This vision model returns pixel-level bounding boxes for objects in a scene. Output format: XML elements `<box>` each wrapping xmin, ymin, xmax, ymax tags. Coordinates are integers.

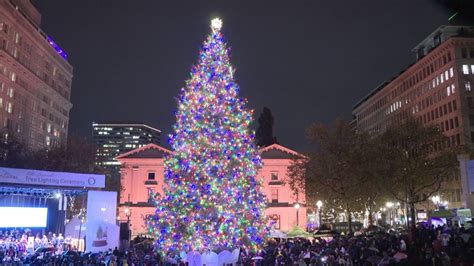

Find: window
<box><xmin>14</xmin><ymin>32</ymin><xmax>19</xmax><ymax>44</ymax></box>
<box><xmin>467</xmin><ymin>81</ymin><xmax>472</xmax><ymax>92</ymax></box>
<box><xmin>6</xmin><ymin>102</ymin><xmax>12</xmax><ymax>113</ymax></box>
<box><xmin>7</xmin><ymin>87</ymin><xmax>13</xmax><ymax>98</ymax></box>
<box><xmin>463</xmin><ymin>65</ymin><xmax>470</xmax><ymax>74</ymax></box>
<box><xmin>271</xmin><ymin>189</ymin><xmax>278</xmax><ymax>203</ymax></box>
<box><xmin>453</xmin><ymin>100</ymin><xmax>457</xmax><ymax>110</ymax></box>
<box><xmin>271</xmin><ymin>172</ymin><xmax>278</xmax><ymax>181</ymax></box>
<box><xmin>455</xmin><ymin>117</ymin><xmax>459</xmax><ymax>128</ymax></box>
<box><xmin>148</xmin><ymin>172</ymin><xmax>155</xmax><ymax>180</ymax></box>
<box><xmin>9</xmin><ymin>72</ymin><xmax>16</xmax><ymax>82</ymax></box>
<box><xmin>269</xmin><ymin>214</ymin><xmax>280</xmax><ymax>229</ymax></box>
<box><xmin>45</xmin><ymin>136</ymin><xmax>51</xmax><ymax>146</ymax></box>
<box><xmin>449</xmin><ymin>67</ymin><xmax>454</xmax><ymax>77</ymax></box>
<box><xmin>471</xmin><ymin>65</ymin><xmax>474</xmax><ymax>74</ymax></box>
<box><xmin>462</xmin><ymin>48</ymin><xmax>468</xmax><ymax>58</ymax></box>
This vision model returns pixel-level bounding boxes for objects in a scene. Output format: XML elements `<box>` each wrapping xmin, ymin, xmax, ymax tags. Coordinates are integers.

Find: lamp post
<box><xmin>124</xmin><ymin>207</ymin><xmax>131</xmax><ymax>241</ymax></box>
<box><xmin>386</xmin><ymin>202</ymin><xmax>394</xmax><ymax>226</ymax></box>
<box><xmin>316</xmin><ymin>200</ymin><xmax>323</xmax><ymax>228</ymax></box>
<box><xmin>294</xmin><ymin>203</ymin><xmax>300</xmax><ymax>227</ymax></box>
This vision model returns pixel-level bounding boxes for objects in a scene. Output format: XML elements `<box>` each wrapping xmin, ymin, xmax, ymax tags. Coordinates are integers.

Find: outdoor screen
<box><xmin>0</xmin><ymin>207</ymin><xmax>48</xmax><ymax>228</ymax></box>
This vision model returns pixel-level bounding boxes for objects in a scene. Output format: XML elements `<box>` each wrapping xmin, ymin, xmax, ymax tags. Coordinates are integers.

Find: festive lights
<box><xmin>147</xmin><ymin>19</ymin><xmax>269</xmax><ymax>254</ymax></box>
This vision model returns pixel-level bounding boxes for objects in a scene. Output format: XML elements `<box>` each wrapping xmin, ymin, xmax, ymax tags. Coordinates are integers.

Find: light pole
<box><xmin>386</xmin><ymin>202</ymin><xmax>394</xmax><ymax>226</ymax></box>
<box><xmin>124</xmin><ymin>207</ymin><xmax>131</xmax><ymax>241</ymax></box>
<box><xmin>316</xmin><ymin>200</ymin><xmax>323</xmax><ymax>228</ymax></box>
<box><xmin>294</xmin><ymin>203</ymin><xmax>300</xmax><ymax>227</ymax></box>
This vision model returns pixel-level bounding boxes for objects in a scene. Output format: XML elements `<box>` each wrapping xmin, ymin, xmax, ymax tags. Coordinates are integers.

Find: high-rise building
<box><xmin>92</xmin><ymin>122</ymin><xmax>161</xmax><ymax>177</ymax></box>
<box><xmin>353</xmin><ymin>25</ymin><xmax>474</xmax><ymax>209</ymax></box>
<box><xmin>0</xmin><ymin>0</ymin><xmax>73</xmax><ymax>149</ymax></box>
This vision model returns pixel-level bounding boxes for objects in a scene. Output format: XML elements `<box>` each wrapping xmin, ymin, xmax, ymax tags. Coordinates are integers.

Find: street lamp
<box><xmin>294</xmin><ymin>203</ymin><xmax>300</xmax><ymax>227</ymax></box>
<box><xmin>316</xmin><ymin>200</ymin><xmax>323</xmax><ymax>227</ymax></box>
<box><xmin>124</xmin><ymin>208</ymin><xmax>131</xmax><ymax>240</ymax></box>
<box><xmin>386</xmin><ymin>202</ymin><xmax>394</xmax><ymax>226</ymax></box>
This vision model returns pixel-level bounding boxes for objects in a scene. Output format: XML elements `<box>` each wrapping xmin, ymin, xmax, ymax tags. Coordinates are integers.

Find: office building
<box><xmin>0</xmin><ymin>0</ymin><xmax>73</xmax><ymax>149</ymax></box>
<box><xmin>92</xmin><ymin>122</ymin><xmax>161</xmax><ymax>177</ymax></box>
<box><xmin>353</xmin><ymin>25</ymin><xmax>474</xmax><ymax>209</ymax></box>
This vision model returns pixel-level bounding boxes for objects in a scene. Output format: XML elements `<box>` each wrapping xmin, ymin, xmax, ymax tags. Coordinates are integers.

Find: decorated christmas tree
<box><xmin>147</xmin><ymin>18</ymin><xmax>268</xmax><ymax>254</ymax></box>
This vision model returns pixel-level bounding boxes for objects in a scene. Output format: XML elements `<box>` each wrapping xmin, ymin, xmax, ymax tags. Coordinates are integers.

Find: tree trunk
<box><xmin>347</xmin><ymin>211</ymin><xmax>353</xmax><ymax>233</ymax></box>
<box><xmin>368</xmin><ymin>205</ymin><xmax>374</xmax><ymax>226</ymax></box>
<box><xmin>409</xmin><ymin>201</ymin><xmax>416</xmax><ymax>230</ymax></box>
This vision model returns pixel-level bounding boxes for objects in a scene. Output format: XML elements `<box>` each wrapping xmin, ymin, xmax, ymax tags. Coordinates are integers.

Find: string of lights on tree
<box><xmin>147</xmin><ymin>18</ymin><xmax>269</xmax><ymax>254</ymax></box>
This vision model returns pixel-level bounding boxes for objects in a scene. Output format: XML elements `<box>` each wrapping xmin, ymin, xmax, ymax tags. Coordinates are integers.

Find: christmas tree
<box><xmin>147</xmin><ymin>18</ymin><xmax>268</xmax><ymax>254</ymax></box>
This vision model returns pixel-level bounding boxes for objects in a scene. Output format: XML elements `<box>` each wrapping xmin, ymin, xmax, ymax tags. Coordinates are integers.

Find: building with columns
<box><xmin>0</xmin><ymin>0</ymin><xmax>73</xmax><ymax>149</ymax></box>
<box><xmin>353</xmin><ymin>25</ymin><xmax>474</xmax><ymax>210</ymax></box>
<box><xmin>117</xmin><ymin>143</ymin><xmax>306</xmax><ymax>237</ymax></box>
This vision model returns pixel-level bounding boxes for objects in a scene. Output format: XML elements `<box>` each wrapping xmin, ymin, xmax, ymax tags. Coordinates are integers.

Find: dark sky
<box><xmin>34</xmin><ymin>0</ymin><xmax>459</xmax><ymax>151</ymax></box>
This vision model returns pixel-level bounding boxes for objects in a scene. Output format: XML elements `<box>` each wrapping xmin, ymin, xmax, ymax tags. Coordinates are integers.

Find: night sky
<box><xmin>34</xmin><ymin>1</ymin><xmax>462</xmax><ymax>151</ymax></box>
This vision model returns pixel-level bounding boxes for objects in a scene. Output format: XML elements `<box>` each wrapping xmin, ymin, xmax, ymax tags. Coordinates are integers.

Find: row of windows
<box><xmin>360</xmin><ymin>66</ymin><xmax>455</xmax><ymax>125</ymax></box>
<box><xmin>429</xmin><ymin>133</ymin><xmax>461</xmax><ymax>152</ymax></box>
<box><xmin>462</xmin><ymin>65</ymin><xmax>474</xmax><ymax>75</ymax></box>
<box><xmin>438</xmin><ymin>117</ymin><xmax>459</xmax><ymax>132</ymax></box>
<box><xmin>421</xmin><ymin>100</ymin><xmax>457</xmax><ymax>125</ymax></box>
<box><xmin>0</xmin><ymin>19</ymin><xmax>72</xmax><ymax>100</ymax></box>
<box><xmin>461</xmin><ymin>48</ymin><xmax>474</xmax><ymax>59</ymax></box>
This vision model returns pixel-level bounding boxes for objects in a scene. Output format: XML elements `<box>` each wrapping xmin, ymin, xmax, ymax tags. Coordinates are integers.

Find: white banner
<box><xmin>0</xmin><ymin>167</ymin><xmax>105</xmax><ymax>188</ymax></box>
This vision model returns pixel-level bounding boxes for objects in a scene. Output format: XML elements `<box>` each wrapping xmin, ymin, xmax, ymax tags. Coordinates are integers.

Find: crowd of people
<box><xmin>1</xmin><ymin>223</ymin><xmax>474</xmax><ymax>265</ymax></box>
<box><xmin>0</xmin><ymin>229</ymin><xmax>76</xmax><ymax>263</ymax></box>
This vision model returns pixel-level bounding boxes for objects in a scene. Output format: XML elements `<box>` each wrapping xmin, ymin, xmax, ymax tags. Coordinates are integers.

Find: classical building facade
<box><xmin>0</xmin><ymin>0</ymin><xmax>73</xmax><ymax>149</ymax></box>
<box><xmin>117</xmin><ymin>143</ymin><xmax>306</xmax><ymax>236</ymax></box>
<box><xmin>353</xmin><ymin>25</ymin><xmax>474</xmax><ymax>210</ymax></box>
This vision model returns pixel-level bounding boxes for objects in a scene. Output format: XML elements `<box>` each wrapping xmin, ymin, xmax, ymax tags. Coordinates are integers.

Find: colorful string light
<box><xmin>147</xmin><ymin>18</ymin><xmax>269</xmax><ymax>254</ymax></box>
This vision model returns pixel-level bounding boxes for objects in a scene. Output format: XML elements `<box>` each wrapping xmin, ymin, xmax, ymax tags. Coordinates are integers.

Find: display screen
<box><xmin>0</xmin><ymin>207</ymin><xmax>48</xmax><ymax>228</ymax></box>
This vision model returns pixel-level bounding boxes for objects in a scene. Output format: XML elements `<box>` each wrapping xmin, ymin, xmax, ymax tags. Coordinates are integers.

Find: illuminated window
<box><xmin>445</xmin><ymin>70</ymin><xmax>449</xmax><ymax>80</ymax></box>
<box><xmin>463</xmin><ymin>65</ymin><xmax>469</xmax><ymax>75</ymax></box>
<box><xmin>271</xmin><ymin>172</ymin><xmax>278</xmax><ymax>181</ymax></box>
<box><xmin>466</xmin><ymin>81</ymin><xmax>472</xmax><ymax>92</ymax></box>
<box><xmin>271</xmin><ymin>189</ymin><xmax>278</xmax><ymax>203</ymax></box>
<box><xmin>6</xmin><ymin>102</ymin><xmax>12</xmax><ymax>113</ymax></box>
<box><xmin>14</xmin><ymin>32</ymin><xmax>19</xmax><ymax>44</ymax></box>
<box><xmin>450</xmin><ymin>67</ymin><xmax>453</xmax><ymax>77</ymax></box>
<box><xmin>45</xmin><ymin>136</ymin><xmax>51</xmax><ymax>146</ymax></box>
<box><xmin>7</xmin><ymin>87</ymin><xmax>13</xmax><ymax>98</ymax></box>
<box><xmin>9</xmin><ymin>72</ymin><xmax>16</xmax><ymax>82</ymax></box>
<box><xmin>471</xmin><ymin>65</ymin><xmax>474</xmax><ymax>74</ymax></box>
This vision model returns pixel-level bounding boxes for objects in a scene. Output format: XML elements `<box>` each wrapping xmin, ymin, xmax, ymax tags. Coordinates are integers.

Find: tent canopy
<box><xmin>287</xmin><ymin>226</ymin><xmax>312</xmax><ymax>238</ymax></box>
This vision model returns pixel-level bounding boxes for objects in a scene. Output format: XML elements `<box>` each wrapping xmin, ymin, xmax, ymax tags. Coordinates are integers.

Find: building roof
<box><xmin>92</xmin><ymin>121</ymin><xmax>161</xmax><ymax>133</ymax></box>
<box><xmin>116</xmin><ymin>143</ymin><xmax>303</xmax><ymax>160</ymax></box>
<box><xmin>352</xmin><ymin>25</ymin><xmax>474</xmax><ymax>111</ymax></box>
<box><xmin>115</xmin><ymin>144</ymin><xmax>171</xmax><ymax>159</ymax></box>
<box><xmin>260</xmin><ymin>144</ymin><xmax>304</xmax><ymax>160</ymax></box>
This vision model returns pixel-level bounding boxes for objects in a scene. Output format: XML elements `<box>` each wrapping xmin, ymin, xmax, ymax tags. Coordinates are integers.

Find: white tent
<box><xmin>270</xmin><ymin>230</ymin><xmax>287</xmax><ymax>239</ymax></box>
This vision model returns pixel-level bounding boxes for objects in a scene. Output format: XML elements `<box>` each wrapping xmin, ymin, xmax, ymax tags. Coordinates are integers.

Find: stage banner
<box><xmin>86</xmin><ymin>191</ymin><xmax>119</xmax><ymax>252</ymax></box>
<box><xmin>0</xmin><ymin>167</ymin><xmax>105</xmax><ymax>188</ymax></box>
